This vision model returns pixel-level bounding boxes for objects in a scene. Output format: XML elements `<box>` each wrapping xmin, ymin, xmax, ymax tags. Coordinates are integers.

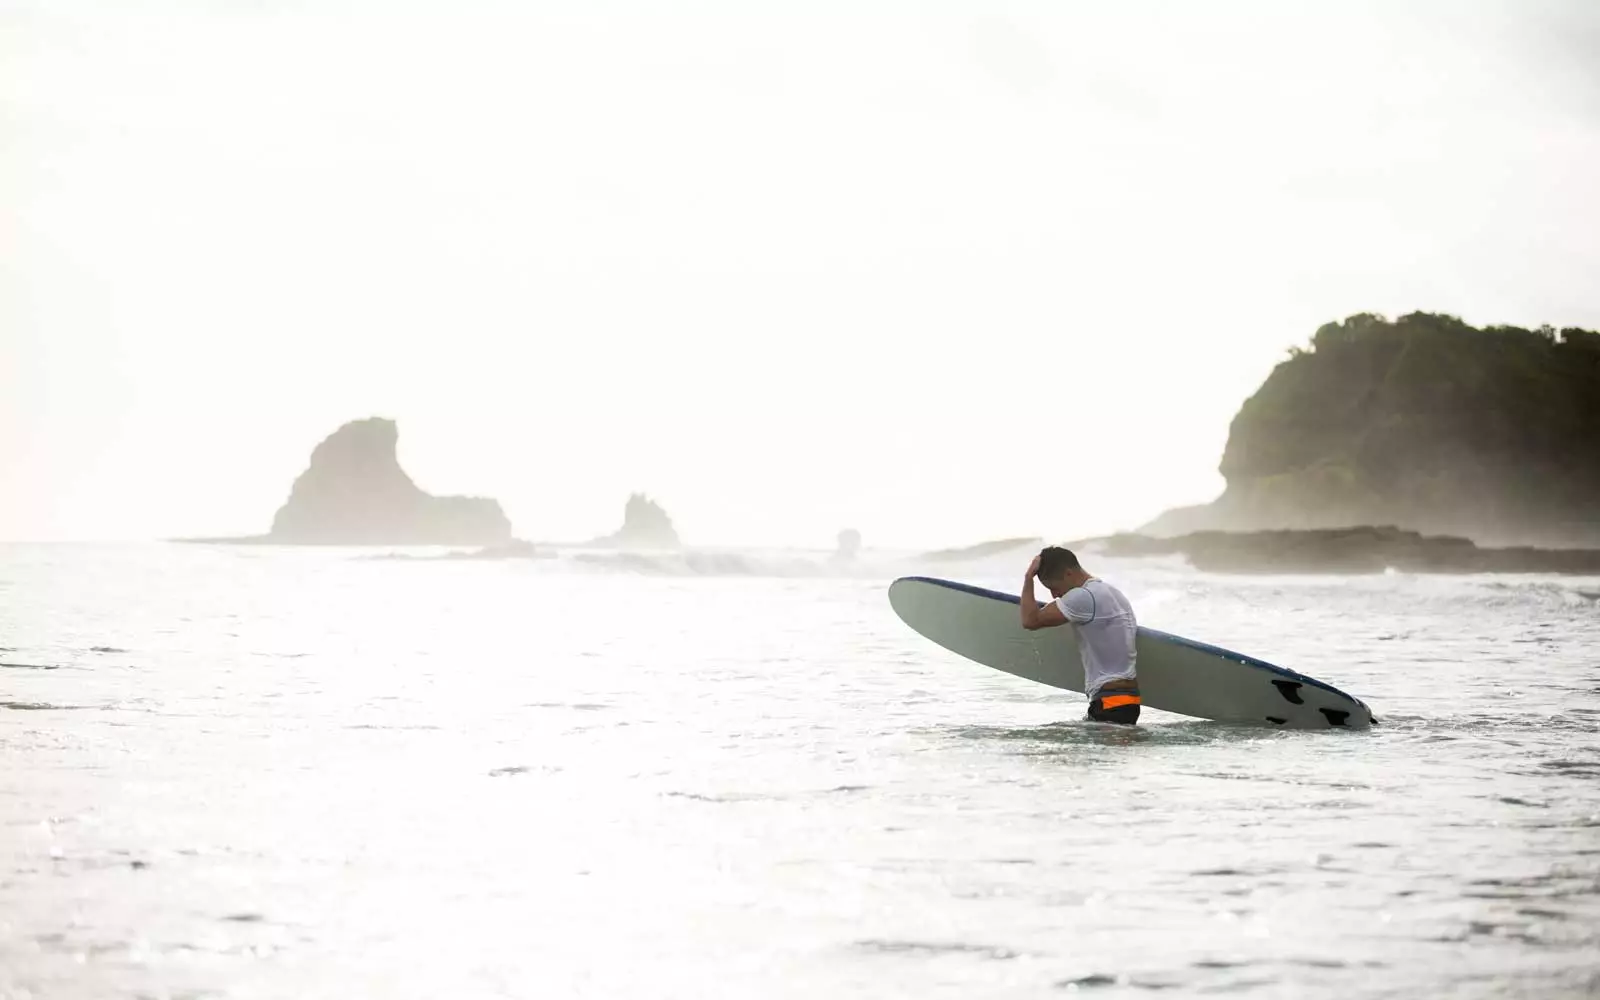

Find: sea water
<box><xmin>1</xmin><ymin>543</ymin><xmax>1597</xmax><ymax>998</ymax></box>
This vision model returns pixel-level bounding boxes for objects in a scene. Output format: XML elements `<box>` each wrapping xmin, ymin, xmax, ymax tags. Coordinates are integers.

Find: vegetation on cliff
<box><xmin>1145</xmin><ymin>312</ymin><xmax>1600</xmax><ymax>546</ymax></box>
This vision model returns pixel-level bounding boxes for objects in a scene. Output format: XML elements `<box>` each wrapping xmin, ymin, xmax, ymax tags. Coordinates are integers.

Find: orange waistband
<box><xmin>1098</xmin><ymin>694</ymin><xmax>1141</xmax><ymax>710</ymax></box>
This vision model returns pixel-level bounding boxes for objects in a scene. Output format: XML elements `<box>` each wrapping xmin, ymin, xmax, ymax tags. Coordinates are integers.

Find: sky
<box><xmin>4</xmin><ymin>0</ymin><xmax>1599</xmax><ymax>548</ymax></box>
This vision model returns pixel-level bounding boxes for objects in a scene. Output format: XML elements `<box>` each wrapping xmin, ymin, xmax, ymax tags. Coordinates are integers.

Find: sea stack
<box><xmin>266</xmin><ymin>418</ymin><xmax>511</xmax><ymax>545</ymax></box>
<box><xmin>832</xmin><ymin>528</ymin><xmax>862</xmax><ymax>564</ymax></box>
<box><xmin>588</xmin><ymin>494</ymin><xmax>680</xmax><ymax>549</ymax></box>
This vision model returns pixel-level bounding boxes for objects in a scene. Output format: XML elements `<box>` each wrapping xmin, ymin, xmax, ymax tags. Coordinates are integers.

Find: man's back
<box><xmin>1022</xmin><ymin>548</ymin><xmax>1143</xmax><ymax>724</ymax></box>
<box><xmin>1055</xmin><ymin>578</ymin><xmax>1138</xmax><ymax>698</ymax></box>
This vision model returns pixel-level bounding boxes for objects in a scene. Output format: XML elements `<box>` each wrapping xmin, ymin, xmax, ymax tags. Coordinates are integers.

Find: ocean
<box><xmin>2</xmin><ymin>543</ymin><xmax>1598</xmax><ymax>998</ymax></box>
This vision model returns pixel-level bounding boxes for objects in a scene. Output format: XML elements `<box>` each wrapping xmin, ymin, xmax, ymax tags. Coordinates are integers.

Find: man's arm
<box><xmin>1019</xmin><ymin>556</ymin><xmax>1068</xmax><ymax>631</ymax></box>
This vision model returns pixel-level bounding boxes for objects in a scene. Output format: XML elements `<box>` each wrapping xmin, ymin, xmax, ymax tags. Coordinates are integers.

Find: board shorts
<box><xmin>1088</xmin><ymin>688</ymin><xmax>1141</xmax><ymax>725</ymax></box>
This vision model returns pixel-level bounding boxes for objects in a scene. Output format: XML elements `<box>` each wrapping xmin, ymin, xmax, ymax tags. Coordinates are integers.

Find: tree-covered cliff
<box><xmin>1144</xmin><ymin>313</ymin><xmax>1600</xmax><ymax>546</ymax></box>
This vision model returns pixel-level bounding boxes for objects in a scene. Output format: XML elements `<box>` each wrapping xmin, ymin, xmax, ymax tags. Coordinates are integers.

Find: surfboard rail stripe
<box><xmin>895</xmin><ymin>575</ymin><xmax>1370</xmax><ymax>710</ymax></box>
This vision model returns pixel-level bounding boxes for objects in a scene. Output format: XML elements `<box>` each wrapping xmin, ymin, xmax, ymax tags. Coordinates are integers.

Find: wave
<box><xmin>539</xmin><ymin>544</ymin><xmax>1233</xmax><ymax>581</ymax></box>
<box><xmin>566</xmin><ymin>549</ymin><xmax>861</xmax><ymax>577</ymax></box>
<box><xmin>360</xmin><ymin>538</ymin><xmax>1600</xmax><ymax>601</ymax></box>
<box><xmin>1473</xmin><ymin>579</ymin><xmax>1600</xmax><ymax>604</ymax></box>
<box><xmin>547</xmin><ymin>546</ymin><xmax>1047</xmax><ymax>579</ymax></box>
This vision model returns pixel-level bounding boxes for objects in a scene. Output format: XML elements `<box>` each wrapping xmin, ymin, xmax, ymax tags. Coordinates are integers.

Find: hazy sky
<box><xmin>5</xmin><ymin>1</ymin><xmax>1599</xmax><ymax>548</ymax></box>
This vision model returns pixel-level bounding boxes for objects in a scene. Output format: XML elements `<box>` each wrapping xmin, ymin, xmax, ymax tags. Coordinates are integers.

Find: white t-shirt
<box><xmin>1054</xmin><ymin>578</ymin><xmax>1138</xmax><ymax>698</ymax></box>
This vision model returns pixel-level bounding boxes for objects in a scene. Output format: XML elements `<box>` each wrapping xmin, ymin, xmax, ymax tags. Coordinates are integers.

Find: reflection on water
<box><xmin>947</xmin><ymin>718</ymin><xmax>1294</xmax><ymax>747</ymax></box>
<box><xmin>0</xmin><ymin>543</ymin><xmax>1597</xmax><ymax>998</ymax></box>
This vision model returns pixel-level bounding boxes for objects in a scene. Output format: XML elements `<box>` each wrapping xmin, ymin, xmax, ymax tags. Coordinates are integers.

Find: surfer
<box><xmin>1019</xmin><ymin>547</ymin><xmax>1141</xmax><ymax>724</ymax></box>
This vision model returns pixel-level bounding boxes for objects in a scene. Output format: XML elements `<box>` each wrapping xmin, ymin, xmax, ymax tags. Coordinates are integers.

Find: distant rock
<box><xmin>1098</xmin><ymin>526</ymin><xmax>1600</xmax><ymax>575</ymax></box>
<box><xmin>920</xmin><ymin>537</ymin><xmax>1042</xmax><ymax>562</ymax></box>
<box><xmin>265</xmin><ymin>419</ymin><xmax>510</xmax><ymax>545</ymax></box>
<box><xmin>832</xmin><ymin>528</ymin><xmax>862</xmax><ymax>565</ymax></box>
<box><xmin>190</xmin><ymin>418</ymin><xmax>511</xmax><ymax>546</ymax></box>
<box><xmin>587</xmin><ymin>493</ymin><xmax>680</xmax><ymax>549</ymax></box>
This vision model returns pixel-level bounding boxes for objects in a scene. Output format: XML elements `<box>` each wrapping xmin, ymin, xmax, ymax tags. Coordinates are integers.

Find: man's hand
<box><xmin>1019</xmin><ymin>556</ymin><xmax>1067</xmax><ymax>631</ymax></box>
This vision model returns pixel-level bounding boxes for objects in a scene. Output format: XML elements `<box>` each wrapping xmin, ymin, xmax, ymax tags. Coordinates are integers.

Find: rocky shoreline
<box><xmin>1087</xmin><ymin>526</ymin><xmax>1600</xmax><ymax>575</ymax></box>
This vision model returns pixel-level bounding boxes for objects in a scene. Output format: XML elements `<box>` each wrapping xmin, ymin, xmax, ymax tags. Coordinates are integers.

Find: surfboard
<box><xmin>888</xmin><ymin>576</ymin><xmax>1374</xmax><ymax>730</ymax></box>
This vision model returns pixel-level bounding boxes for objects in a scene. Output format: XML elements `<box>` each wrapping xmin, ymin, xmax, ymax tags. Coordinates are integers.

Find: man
<box><xmin>1017</xmin><ymin>546</ymin><xmax>1141</xmax><ymax>725</ymax></box>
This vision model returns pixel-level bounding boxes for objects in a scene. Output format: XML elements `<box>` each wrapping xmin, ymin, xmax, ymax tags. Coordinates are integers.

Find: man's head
<box><xmin>1036</xmin><ymin>546</ymin><xmax>1087</xmax><ymax>597</ymax></box>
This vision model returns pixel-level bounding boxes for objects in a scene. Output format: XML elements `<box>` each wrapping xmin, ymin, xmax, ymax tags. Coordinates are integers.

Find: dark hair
<box><xmin>1037</xmin><ymin>546</ymin><xmax>1081</xmax><ymax>581</ymax></box>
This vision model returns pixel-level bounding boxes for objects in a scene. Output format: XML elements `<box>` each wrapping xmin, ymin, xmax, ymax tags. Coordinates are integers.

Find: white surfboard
<box><xmin>889</xmin><ymin>576</ymin><xmax>1375</xmax><ymax>730</ymax></box>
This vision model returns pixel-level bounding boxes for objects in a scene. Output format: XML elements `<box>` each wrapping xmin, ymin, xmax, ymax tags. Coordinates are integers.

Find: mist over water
<box><xmin>8</xmin><ymin>3</ymin><xmax>1600</xmax><ymax>546</ymax></box>
<box><xmin>3</xmin><ymin>544</ymin><xmax>1597</xmax><ymax>997</ymax></box>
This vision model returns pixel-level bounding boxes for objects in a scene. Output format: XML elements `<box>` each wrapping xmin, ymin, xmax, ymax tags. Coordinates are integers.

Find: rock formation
<box><xmin>832</xmin><ymin>528</ymin><xmax>862</xmax><ymax>565</ymax></box>
<box><xmin>1142</xmin><ymin>313</ymin><xmax>1600</xmax><ymax>547</ymax></box>
<box><xmin>587</xmin><ymin>493</ymin><xmax>680</xmax><ymax>549</ymax></box>
<box><xmin>264</xmin><ymin>418</ymin><xmax>511</xmax><ymax>545</ymax></box>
